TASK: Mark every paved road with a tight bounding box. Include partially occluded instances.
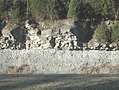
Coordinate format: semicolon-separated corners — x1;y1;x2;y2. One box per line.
0;74;119;90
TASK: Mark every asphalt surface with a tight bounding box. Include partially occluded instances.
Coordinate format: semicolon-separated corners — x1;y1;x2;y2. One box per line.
0;74;119;90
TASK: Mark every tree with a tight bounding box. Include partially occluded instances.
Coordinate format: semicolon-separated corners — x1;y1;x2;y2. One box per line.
0;0;4;11
0;0;5;18
95;21;107;43
29;0;64;20
86;0;115;20
46;0;58;20
53;0;70;19
67;0;80;18
114;0;119;20
112;22;119;43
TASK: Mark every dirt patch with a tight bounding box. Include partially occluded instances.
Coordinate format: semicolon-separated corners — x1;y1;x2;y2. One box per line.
79;64;119;74
4;64;32;74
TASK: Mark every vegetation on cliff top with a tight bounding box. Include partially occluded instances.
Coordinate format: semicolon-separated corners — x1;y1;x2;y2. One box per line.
0;0;119;43
0;0;119;21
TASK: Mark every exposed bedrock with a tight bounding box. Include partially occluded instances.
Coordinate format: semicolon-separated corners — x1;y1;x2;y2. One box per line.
0;50;119;74
0;19;118;51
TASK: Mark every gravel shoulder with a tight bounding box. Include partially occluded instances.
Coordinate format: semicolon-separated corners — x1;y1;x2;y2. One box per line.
0;74;119;90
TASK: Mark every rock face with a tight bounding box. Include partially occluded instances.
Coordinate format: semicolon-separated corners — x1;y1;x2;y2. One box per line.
0;50;119;74
0;19;119;74
0;19;80;50
1;19;118;51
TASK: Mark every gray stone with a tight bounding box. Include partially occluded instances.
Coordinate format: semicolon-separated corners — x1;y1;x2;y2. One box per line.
0;50;119;74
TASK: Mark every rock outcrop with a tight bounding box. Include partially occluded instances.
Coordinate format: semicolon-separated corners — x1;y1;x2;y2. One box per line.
0;19;119;51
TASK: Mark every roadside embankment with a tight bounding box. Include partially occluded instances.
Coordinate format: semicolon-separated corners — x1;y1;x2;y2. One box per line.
0;50;119;74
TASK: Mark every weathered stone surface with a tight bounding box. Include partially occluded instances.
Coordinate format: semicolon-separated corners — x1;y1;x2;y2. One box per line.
0;50;119;74
1;19;119;51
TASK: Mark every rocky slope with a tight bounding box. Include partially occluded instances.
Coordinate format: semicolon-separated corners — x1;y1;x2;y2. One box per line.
0;19;119;51
1;19;119;74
